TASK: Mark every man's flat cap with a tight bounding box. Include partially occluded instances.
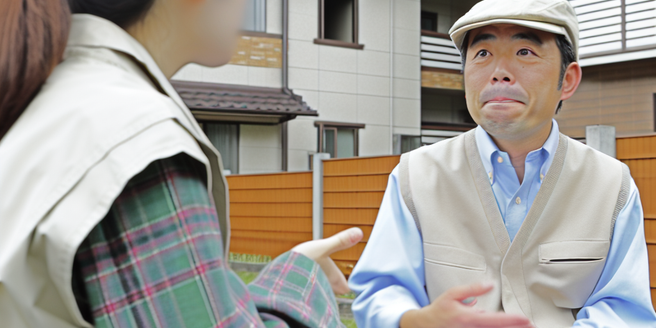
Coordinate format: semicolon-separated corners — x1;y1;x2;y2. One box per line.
449;0;579;60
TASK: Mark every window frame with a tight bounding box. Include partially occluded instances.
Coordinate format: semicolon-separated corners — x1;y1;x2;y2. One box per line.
314;0;365;50
199;121;241;175
421;11;438;32
315;121;364;158
242;0;267;33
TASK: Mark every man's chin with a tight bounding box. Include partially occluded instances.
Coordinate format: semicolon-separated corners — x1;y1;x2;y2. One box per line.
479;109;523;128
477;115;523;137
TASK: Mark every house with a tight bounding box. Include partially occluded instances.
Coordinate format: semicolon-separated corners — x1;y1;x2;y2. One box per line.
172;0;422;173
172;0;656;174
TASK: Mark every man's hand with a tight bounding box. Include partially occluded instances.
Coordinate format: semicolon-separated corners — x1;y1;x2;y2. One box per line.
399;283;534;328
292;227;363;295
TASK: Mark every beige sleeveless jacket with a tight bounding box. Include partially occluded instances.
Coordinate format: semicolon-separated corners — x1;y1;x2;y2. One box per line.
0;15;229;328
399;130;630;327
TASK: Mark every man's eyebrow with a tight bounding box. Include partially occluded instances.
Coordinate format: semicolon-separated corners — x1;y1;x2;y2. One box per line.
512;32;543;45
469;33;497;48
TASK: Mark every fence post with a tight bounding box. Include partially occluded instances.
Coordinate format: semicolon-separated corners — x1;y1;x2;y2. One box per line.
586;125;616;158
312;153;331;240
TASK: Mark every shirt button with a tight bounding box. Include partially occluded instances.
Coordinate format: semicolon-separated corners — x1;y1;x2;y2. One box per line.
540;173;545;181
497;156;504;163
515;197;521;205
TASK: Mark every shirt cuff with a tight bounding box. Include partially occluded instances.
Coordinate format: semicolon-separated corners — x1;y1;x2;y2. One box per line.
248;251;343;328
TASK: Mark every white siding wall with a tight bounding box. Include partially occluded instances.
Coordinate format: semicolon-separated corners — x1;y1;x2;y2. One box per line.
287;0;422;170
173;0;422;173
239;124;282;174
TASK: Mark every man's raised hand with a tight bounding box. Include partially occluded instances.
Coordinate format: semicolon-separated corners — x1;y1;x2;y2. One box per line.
399;283;534;328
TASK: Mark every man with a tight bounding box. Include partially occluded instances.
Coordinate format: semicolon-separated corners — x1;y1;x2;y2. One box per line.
348;0;656;327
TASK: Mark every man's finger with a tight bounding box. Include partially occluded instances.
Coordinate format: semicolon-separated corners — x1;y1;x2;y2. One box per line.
321;227;363;256
463;311;532;328
444;282;495;301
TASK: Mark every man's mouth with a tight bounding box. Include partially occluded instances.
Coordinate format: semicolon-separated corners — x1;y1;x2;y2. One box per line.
485;96;525;104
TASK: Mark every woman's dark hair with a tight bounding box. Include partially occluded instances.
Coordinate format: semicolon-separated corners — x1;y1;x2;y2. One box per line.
0;0;71;140
0;0;155;141
68;0;156;30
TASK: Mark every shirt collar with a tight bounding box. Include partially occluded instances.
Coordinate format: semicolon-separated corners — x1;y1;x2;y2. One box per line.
475;119;560;180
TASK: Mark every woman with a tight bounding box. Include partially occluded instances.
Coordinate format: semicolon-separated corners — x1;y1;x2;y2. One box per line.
0;0;362;327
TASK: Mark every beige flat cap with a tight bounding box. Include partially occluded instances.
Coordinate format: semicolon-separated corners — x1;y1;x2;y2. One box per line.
449;0;579;60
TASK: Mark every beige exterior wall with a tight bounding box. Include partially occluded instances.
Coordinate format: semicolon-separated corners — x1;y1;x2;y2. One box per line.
558;58;656;138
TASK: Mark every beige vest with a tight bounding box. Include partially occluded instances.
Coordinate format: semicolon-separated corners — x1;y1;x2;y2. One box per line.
399;130;630;327
0;15;230;328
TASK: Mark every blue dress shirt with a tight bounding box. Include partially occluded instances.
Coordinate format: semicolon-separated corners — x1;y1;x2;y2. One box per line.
349;120;656;328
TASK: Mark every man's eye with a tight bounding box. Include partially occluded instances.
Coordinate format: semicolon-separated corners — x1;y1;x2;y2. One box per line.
517;49;532;56
476;50;489;57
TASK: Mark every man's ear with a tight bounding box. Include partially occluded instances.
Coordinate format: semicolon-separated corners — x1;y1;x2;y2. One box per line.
560;62;582;102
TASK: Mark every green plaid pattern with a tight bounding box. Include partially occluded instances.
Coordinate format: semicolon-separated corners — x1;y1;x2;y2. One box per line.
72;154;343;328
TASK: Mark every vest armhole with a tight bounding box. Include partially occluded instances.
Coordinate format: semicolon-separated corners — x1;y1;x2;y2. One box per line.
399;153;422;234
610;164;631;241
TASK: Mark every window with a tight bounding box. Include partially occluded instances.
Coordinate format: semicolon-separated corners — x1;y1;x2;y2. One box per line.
421;11;438;32
315;122;364;158
393;135;421;154
421;88;475;126
242;0;266;32
315;0;364;49
203;123;240;175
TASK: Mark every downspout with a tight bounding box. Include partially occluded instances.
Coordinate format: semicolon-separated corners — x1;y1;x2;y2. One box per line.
281;0;290;171
389;0;395;154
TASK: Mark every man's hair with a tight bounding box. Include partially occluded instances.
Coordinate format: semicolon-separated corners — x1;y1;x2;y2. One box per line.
459;33;576;114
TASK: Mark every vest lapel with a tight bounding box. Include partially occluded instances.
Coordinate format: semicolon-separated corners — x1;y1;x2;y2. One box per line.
500;133;569;319
464;131;511;255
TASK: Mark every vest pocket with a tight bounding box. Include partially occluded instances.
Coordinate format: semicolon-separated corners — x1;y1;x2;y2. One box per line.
536;240;610;308
539;240;608;264
423;243;487;302
424;243;487;270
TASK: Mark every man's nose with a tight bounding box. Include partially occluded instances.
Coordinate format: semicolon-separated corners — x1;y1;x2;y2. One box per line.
491;65;515;84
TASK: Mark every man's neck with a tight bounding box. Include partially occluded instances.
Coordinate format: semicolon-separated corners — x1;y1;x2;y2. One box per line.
490;122;553;184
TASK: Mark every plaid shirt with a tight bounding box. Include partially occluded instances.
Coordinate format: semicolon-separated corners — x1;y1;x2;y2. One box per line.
72;154;343;328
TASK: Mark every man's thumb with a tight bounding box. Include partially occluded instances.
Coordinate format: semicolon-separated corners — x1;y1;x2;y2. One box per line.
445;282;495;301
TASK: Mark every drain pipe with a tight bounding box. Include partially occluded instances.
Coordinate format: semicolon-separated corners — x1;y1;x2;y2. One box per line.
281;0;290;171
389;0;395;154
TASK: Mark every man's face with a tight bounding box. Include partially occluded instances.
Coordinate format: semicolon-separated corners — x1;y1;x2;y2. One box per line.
464;24;566;141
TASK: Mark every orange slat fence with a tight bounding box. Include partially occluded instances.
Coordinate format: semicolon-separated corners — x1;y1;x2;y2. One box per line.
617;134;656;309
322;155;401;275
226;171;313;258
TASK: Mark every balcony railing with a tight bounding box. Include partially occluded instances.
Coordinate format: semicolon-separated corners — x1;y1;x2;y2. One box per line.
572;0;656;58
420;30;462;71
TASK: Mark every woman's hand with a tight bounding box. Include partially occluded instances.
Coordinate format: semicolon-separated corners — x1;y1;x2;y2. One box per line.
292;227;364;295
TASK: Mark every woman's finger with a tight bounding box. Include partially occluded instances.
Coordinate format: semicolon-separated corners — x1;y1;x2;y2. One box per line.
320;227;363;257
317;257;350;295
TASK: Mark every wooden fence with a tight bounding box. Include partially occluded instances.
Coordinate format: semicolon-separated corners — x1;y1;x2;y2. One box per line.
617;134;656;306
226;171;313;257
322;155;401;275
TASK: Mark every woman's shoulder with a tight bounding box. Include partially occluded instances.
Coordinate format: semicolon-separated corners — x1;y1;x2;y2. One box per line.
19;46;184;138
45;47;173;108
